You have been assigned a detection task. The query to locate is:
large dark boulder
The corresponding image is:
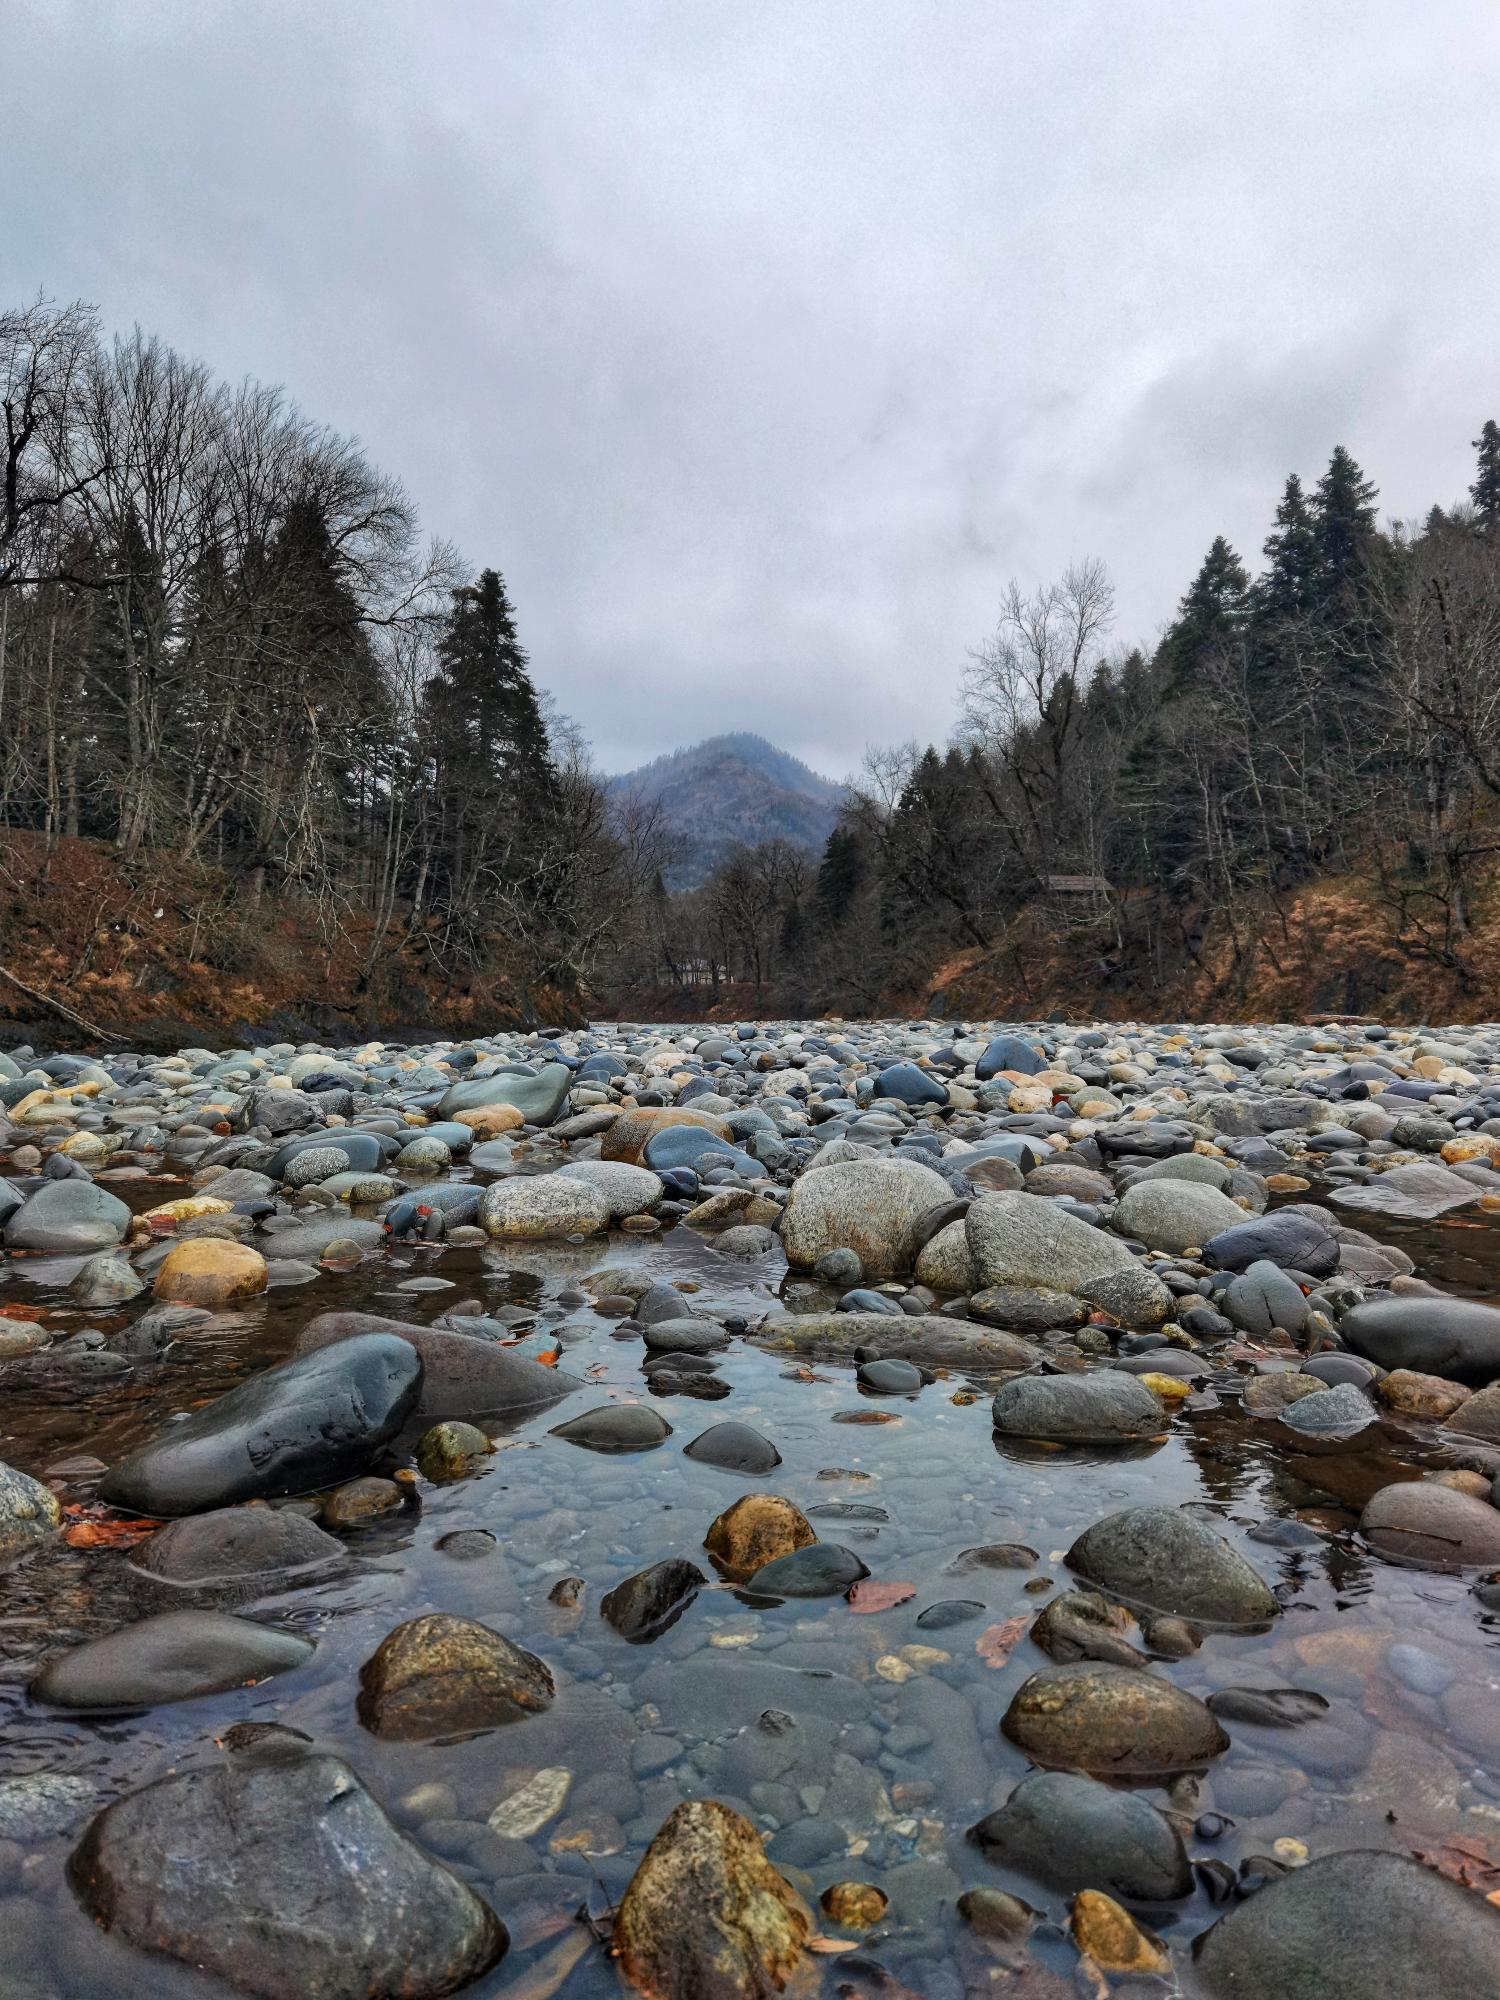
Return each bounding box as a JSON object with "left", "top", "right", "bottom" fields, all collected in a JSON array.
[
  {"left": 967, "top": 1769, "right": 1191, "bottom": 1901},
  {"left": 68, "top": 1741, "right": 505, "bottom": 1999},
  {"left": 1193, "top": 1849, "right": 1500, "bottom": 2000},
  {"left": 100, "top": 1334, "right": 422, "bottom": 1516},
  {"left": 1340, "top": 1297, "right": 1500, "bottom": 1386}
]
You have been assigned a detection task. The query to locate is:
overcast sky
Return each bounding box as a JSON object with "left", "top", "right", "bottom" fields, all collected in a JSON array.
[{"left": 6, "top": 2, "right": 1499, "bottom": 777}]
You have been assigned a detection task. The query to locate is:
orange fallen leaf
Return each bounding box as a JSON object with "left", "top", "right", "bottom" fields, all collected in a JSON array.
[
  {"left": 847, "top": 1580, "right": 916, "bottom": 1613},
  {"left": 536, "top": 1348, "right": 561, "bottom": 1367},
  {"left": 976, "top": 1616, "right": 1029, "bottom": 1668},
  {"left": 0, "top": 1303, "right": 49, "bottom": 1322},
  {"left": 65, "top": 1518, "right": 159, "bottom": 1548}
]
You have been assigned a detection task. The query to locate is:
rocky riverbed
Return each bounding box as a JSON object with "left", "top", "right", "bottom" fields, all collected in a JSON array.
[{"left": 5, "top": 1019, "right": 1500, "bottom": 1997}]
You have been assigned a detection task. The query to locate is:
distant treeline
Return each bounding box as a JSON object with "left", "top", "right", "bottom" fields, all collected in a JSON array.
[{"left": 616, "top": 424, "right": 1500, "bottom": 1008}]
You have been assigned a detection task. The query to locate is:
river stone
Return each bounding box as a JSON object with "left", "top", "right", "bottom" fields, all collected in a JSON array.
[
  {"left": 1128, "top": 1152, "right": 1234, "bottom": 1190},
  {"left": 153, "top": 1237, "right": 269, "bottom": 1305},
  {"left": 779, "top": 1157, "right": 954, "bottom": 1276},
  {"left": 555, "top": 1159, "right": 664, "bottom": 1218},
  {"left": 756, "top": 1311, "right": 1036, "bottom": 1370},
  {"left": 705, "top": 1494, "right": 816, "bottom": 1581},
  {"left": 1223, "top": 1259, "right": 1309, "bottom": 1336},
  {"left": 1066, "top": 1505, "right": 1278, "bottom": 1628},
  {"left": 1201, "top": 1208, "right": 1339, "bottom": 1276},
  {"left": 969, "top": 1285, "right": 1087, "bottom": 1332},
  {"left": 68, "top": 1250, "right": 145, "bottom": 1307},
  {"left": 550, "top": 1404, "right": 672, "bottom": 1451},
  {"left": 32, "top": 1610, "right": 314, "bottom": 1710},
  {"left": 602, "top": 1106, "right": 732, "bottom": 1164},
  {"left": 266, "top": 1130, "right": 390, "bottom": 1180},
  {"left": 1340, "top": 1297, "right": 1500, "bottom": 1385},
  {"left": 684, "top": 1423, "right": 782, "bottom": 1474},
  {"left": 615, "top": 1799, "right": 812, "bottom": 2000},
  {"left": 1076, "top": 1266, "right": 1174, "bottom": 1326},
  {"left": 992, "top": 1372, "right": 1165, "bottom": 1444},
  {"left": 1001, "top": 1663, "right": 1229, "bottom": 1776},
  {"left": 100, "top": 1334, "right": 423, "bottom": 1516},
  {"left": 68, "top": 1745, "right": 505, "bottom": 1999},
  {"left": 1205, "top": 1686, "right": 1330, "bottom": 1727},
  {"left": 977, "top": 1035, "right": 1046, "bottom": 1079},
  {"left": 133, "top": 1505, "right": 346, "bottom": 1587},
  {"left": 1192, "top": 1849, "right": 1500, "bottom": 2000},
  {"left": 966, "top": 1192, "right": 1136, "bottom": 1291},
  {"left": 3, "top": 1178, "right": 131, "bottom": 1252},
  {"left": 1329, "top": 1162, "right": 1482, "bottom": 1220},
  {"left": 478, "top": 1176, "right": 610, "bottom": 1238},
  {"left": 601, "top": 1558, "right": 707, "bottom": 1641},
  {"left": 743, "top": 1543, "right": 869, "bottom": 1598},
  {"left": 0, "top": 1458, "right": 63, "bottom": 1567},
  {"left": 416, "top": 1421, "right": 493, "bottom": 1482},
  {"left": 858, "top": 1357, "right": 925, "bottom": 1393},
  {"left": 358, "top": 1614, "right": 553, "bottom": 1739},
  {"left": 0, "top": 1772, "right": 97, "bottom": 1839},
  {"left": 1278, "top": 1381, "right": 1375, "bottom": 1437},
  {"left": 874, "top": 1060, "right": 948, "bottom": 1106},
  {"left": 294, "top": 1312, "right": 581, "bottom": 1417},
  {"left": 1360, "top": 1480, "right": 1500, "bottom": 1570},
  {"left": 1443, "top": 1383, "right": 1500, "bottom": 1441},
  {"left": 967, "top": 1769, "right": 1191, "bottom": 1901},
  {"left": 439, "top": 1060, "right": 571, "bottom": 1125},
  {"left": 914, "top": 1216, "right": 976, "bottom": 1290},
  {"left": 1112, "top": 1180, "right": 1246, "bottom": 1253},
  {"left": 642, "top": 1317, "right": 729, "bottom": 1355},
  {"left": 256, "top": 1214, "right": 387, "bottom": 1262}
]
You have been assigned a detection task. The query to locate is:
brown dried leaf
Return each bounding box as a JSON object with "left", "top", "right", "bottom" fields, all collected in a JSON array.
[{"left": 976, "top": 1615, "right": 1029, "bottom": 1668}]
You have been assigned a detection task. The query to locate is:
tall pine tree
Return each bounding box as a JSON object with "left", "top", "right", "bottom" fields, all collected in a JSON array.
[
  {"left": 1257, "top": 474, "right": 1320, "bottom": 623},
  {"left": 1157, "top": 535, "right": 1250, "bottom": 691},
  {"left": 1313, "top": 445, "right": 1379, "bottom": 601},
  {"left": 1472, "top": 420, "right": 1500, "bottom": 533},
  {"left": 421, "top": 567, "right": 557, "bottom": 938}
]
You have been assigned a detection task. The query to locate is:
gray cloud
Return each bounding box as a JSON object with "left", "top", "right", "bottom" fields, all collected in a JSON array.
[{"left": 5, "top": 0, "right": 1498, "bottom": 774}]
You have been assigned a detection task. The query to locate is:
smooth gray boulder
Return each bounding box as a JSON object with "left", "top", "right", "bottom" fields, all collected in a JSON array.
[
  {"left": 779, "top": 1158, "right": 954, "bottom": 1276},
  {"left": 966, "top": 1192, "right": 1136, "bottom": 1290},
  {"left": 1112, "top": 1179, "right": 1246, "bottom": 1253},
  {"left": 439, "top": 1061, "right": 571, "bottom": 1125},
  {"left": 1066, "top": 1504, "right": 1278, "bottom": 1628},
  {"left": 991, "top": 1372, "right": 1166, "bottom": 1444},
  {"left": 4, "top": 1179, "right": 131, "bottom": 1253},
  {"left": 1193, "top": 1849, "right": 1500, "bottom": 2000},
  {"left": 967, "top": 1769, "right": 1191, "bottom": 1901},
  {"left": 68, "top": 1745, "right": 505, "bottom": 1998},
  {"left": 31, "top": 1610, "right": 314, "bottom": 1710}
]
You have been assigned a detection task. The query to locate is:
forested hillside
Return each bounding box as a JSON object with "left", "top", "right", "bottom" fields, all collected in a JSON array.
[
  {"left": 615, "top": 428, "right": 1500, "bottom": 1021},
  {"left": 0, "top": 295, "right": 673, "bottom": 1035}
]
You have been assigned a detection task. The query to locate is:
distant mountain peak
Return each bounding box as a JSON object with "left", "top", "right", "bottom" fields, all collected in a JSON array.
[{"left": 608, "top": 734, "right": 845, "bottom": 888}]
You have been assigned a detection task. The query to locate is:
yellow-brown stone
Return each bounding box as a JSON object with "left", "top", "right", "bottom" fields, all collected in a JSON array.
[
  {"left": 152, "top": 1238, "right": 267, "bottom": 1306},
  {"left": 704, "top": 1494, "right": 815, "bottom": 1582}
]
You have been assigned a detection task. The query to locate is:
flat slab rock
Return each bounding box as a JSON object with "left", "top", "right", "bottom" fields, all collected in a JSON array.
[
  {"left": 756, "top": 1311, "right": 1036, "bottom": 1370},
  {"left": 1327, "top": 1162, "right": 1483, "bottom": 1220}
]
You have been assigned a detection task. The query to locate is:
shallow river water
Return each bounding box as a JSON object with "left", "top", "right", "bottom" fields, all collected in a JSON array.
[{"left": 4, "top": 1024, "right": 1500, "bottom": 1998}]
